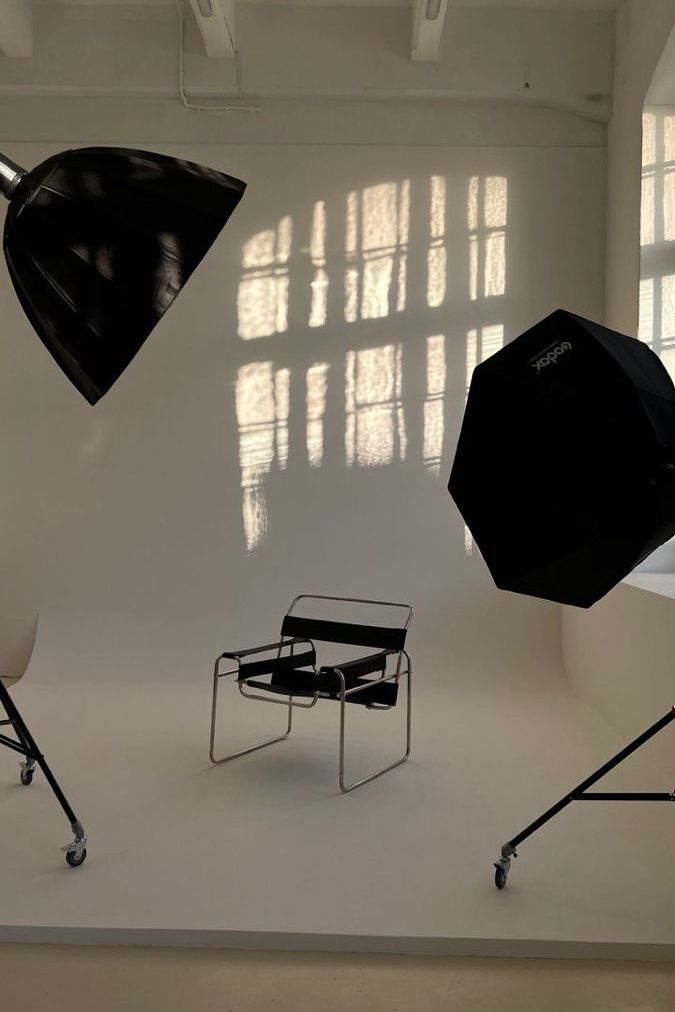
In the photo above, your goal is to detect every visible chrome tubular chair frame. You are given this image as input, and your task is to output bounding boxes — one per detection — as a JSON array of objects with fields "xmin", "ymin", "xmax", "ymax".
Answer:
[
  {"xmin": 335, "ymin": 647, "xmax": 412, "ymax": 793},
  {"xmin": 209, "ymin": 637, "xmax": 316, "ymax": 765},
  {"xmin": 209, "ymin": 595, "xmax": 413, "ymax": 793}
]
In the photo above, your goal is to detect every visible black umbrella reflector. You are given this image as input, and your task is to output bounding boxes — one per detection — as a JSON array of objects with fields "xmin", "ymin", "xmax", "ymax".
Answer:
[
  {"xmin": 449, "ymin": 309, "xmax": 675, "ymax": 608},
  {"xmin": 2, "ymin": 147, "xmax": 246, "ymax": 404}
]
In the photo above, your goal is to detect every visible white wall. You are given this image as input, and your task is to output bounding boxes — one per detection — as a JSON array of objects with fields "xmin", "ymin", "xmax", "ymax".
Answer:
[
  {"xmin": 0, "ymin": 101, "xmax": 606, "ymax": 686},
  {"xmin": 637, "ymin": 104, "xmax": 675, "ymax": 365},
  {"xmin": 605, "ymin": 0, "xmax": 675, "ymax": 333},
  {"xmin": 564, "ymin": 5, "xmax": 675, "ymax": 755},
  {"xmin": 0, "ymin": 3, "xmax": 613, "ymax": 121}
]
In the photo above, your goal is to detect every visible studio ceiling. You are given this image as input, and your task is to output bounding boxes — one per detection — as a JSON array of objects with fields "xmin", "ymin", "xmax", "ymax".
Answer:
[{"xmin": 1, "ymin": 0, "xmax": 615, "ymax": 127}]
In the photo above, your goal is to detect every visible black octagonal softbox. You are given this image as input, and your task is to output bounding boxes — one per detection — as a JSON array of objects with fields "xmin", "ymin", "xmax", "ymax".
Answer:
[
  {"xmin": 449, "ymin": 309, "xmax": 675, "ymax": 608},
  {"xmin": 1, "ymin": 146, "xmax": 246, "ymax": 404}
]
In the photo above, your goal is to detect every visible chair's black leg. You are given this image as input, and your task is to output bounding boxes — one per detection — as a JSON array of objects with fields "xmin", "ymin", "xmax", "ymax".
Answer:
[
  {"xmin": 0, "ymin": 679, "xmax": 87, "ymax": 866},
  {"xmin": 493, "ymin": 706, "xmax": 675, "ymax": 889}
]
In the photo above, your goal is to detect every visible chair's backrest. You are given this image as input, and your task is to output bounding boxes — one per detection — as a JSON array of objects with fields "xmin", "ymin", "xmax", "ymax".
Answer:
[{"xmin": 280, "ymin": 595, "xmax": 412, "ymax": 652}]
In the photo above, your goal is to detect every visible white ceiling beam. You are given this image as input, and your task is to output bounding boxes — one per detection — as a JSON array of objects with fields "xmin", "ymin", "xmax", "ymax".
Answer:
[
  {"xmin": 0, "ymin": 0, "xmax": 32, "ymax": 58},
  {"xmin": 412, "ymin": 0, "xmax": 448, "ymax": 63},
  {"xmin": 189, "ymin": 0, "xmax": 236, "ymax": 58}
]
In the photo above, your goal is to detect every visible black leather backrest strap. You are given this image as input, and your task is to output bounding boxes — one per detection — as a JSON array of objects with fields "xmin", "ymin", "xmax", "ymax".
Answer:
[{"xmin": 281, "ymin": 615, "xmax": 406, "ymax": 650}]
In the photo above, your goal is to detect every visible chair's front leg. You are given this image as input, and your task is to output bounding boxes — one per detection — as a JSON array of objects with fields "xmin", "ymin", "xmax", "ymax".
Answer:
[
  {"xmin": 403, "ymin": 649, "xmax": 412, "ymax": 761},
  {"xmin": 209, "ymin": 657, "xmax": 293, "ymax": 766},
  {"xmin": 337, "ymin": 660, "xmax": 412, "ymax": 793},
  {"xmin": 336, "ymin": 669, "xmax": 348, "ymax": 792}
]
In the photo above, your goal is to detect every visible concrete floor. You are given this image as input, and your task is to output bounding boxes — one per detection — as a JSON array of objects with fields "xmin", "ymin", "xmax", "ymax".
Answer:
[{"xmin": 1, "ymin": 945, "xmax": 674, "ymax": 1012}]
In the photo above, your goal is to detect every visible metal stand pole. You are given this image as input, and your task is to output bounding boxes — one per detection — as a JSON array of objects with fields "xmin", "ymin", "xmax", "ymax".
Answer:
[
  {"xmin": 494, "ymin": 706, "xmax": 675, "ymax": 889},
  {"xmin": 0, "ymin": 152, "xmax": 25, "ymax": 198},
  {"xmin": 0, "ymin": 678, "xmax": 87, "ymax": 867}
]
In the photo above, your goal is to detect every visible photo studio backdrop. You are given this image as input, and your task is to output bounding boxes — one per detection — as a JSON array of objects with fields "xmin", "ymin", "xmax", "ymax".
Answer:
[
  {"xmin": 2, "ymin": 0, "xmax": 675, "ymax": 950},
  {"xmin": 0, "ymin": 2, "xmax": 610, "ymax": 701},
  {"xmin": 0, "ymin": 131, "xmax": 606, "ymax": 693}
]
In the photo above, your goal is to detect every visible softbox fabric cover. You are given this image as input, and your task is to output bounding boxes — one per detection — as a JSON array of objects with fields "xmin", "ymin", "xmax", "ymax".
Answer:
[
  {"xmin": 449, "ymin": 309, "xmax": 675, "ymax": 608},
  {"xmin": 3, "ymin": 147, "xmax": 246, "ymax": 404}
]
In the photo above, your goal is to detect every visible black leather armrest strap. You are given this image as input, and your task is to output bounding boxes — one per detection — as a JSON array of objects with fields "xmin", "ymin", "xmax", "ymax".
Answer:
[
  {"xmin": 328, "ymin": 649, "xmax": 396, "ymax": 681},
  {"xmin": 219, "ymin": 637, "xmax": 310, "ymax": 660},
  {"xmin": 239, "ymin": 647, "xmax": 316, "ymax": 681}
]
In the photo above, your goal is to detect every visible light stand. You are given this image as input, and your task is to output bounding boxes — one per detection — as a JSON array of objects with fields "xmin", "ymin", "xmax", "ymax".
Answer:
[
  {"xmin": 0, "ymin": 146, "xmax": 245, "ymax": 866},
  {"xmin": 494, "ymin": 706, "xmax": 675, "ymax": 888},
  {"xmin": 449, "ymin": 310, "xmax": 675, "ymax": 890},
  {"xmin": 0, "ymin": 678, "xmax": 86, "ymax": 866}
]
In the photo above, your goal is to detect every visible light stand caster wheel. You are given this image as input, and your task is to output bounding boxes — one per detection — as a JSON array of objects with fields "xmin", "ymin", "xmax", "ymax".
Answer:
[
  {"xmin": 65, "ymin": 848, "xmax": 87, "ymax": 868},
  {"xmin": 20, "ymin": 760, "xmax": 36, "ymax": 786},
  {"xmin": 62, "ymin": 821, "xmax": 87, "ymax": 869},
  {"xmin": 493, "ymin": 850, "xmax": 514, "ymax": 890}
]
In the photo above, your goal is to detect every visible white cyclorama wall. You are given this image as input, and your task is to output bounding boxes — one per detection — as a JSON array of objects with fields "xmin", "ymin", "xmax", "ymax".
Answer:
[
  {"xmin": 561, "ymin": 582, "xmax": 675, "ymax": 781},
  {"xmin": 0, "ymin": 105, "xmax": 606, "ymax": 688}
]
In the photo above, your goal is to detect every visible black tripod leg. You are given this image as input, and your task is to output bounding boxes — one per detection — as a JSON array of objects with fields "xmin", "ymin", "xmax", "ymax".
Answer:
[
  {"xmin": 0, "ymin": 679, "xmax": 87, "ymax": 867},
  {"xmin": 493, "ymin": 706, "xmax": 675, "ymax": 889}
]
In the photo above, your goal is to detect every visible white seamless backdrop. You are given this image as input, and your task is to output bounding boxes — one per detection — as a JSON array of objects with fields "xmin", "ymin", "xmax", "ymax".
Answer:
[
  {"xmin": 5, "ymin": 124, "xmax": 669, "ymax": 953},
  {"xmin": 0, "ymin": 138, "xmax": 605, "ymax": 688}
]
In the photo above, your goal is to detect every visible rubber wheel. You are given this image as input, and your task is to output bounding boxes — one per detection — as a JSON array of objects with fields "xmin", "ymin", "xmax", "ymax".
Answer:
[
  {"xmin": 66, "ymin": 848, "xmax": 87, "ymax": 868},
  {"xmin": 494, "ymin": 865, "xmax": 508, "ymax": 890},
  {"xmin": 20, "ymin": 769, "xmax": 34, "ymax": 786}
]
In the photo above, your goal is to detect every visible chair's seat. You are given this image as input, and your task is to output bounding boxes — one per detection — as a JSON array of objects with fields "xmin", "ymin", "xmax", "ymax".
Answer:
[{"xmin": 244, "ymin": 664, "xmax": 399, "ymax": 708}]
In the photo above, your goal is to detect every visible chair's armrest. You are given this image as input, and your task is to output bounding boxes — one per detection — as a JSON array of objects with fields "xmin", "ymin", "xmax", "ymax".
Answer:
[
  {"xmin": 328, "ymin": 649, "xmax": 408, "ymax": 698},
  {"xmin": 218, "ymin": 637, "xmax": 311, "ymax": 660},
  {"xmin": 215, "ymin": 638, "xmax": 315, "ymax": 679},
  {"xmin": 331, "ymin": 649, "xmax": 397, "ymax": 674}
]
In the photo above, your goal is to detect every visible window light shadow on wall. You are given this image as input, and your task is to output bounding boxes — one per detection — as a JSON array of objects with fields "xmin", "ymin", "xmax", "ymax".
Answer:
[
  {"xmin": 345, "ymin": 181, "xmax": 410, "ymax": 322},
  {"xmin": 639, "ymin": 110, "xmax": 675, "ymax": 377},
  {"xmin": 463, "ymin": 324, "xmax": 505, "ymax": 556},
  {"xmin": 345, "ymin": 344, "xmax": 406, "ymax": 468},
  {"xmin": 237, "ymin": 217, "xmax": 292, "ymax": 340},
  {"xmin": 306, "ymin": 362, "xmax": 329, "ymax": 467},
  {"xmin": 462, "ymin": 173, "xmax": 508, "ymax": 556},
  {"xmin": 233, "ymin": 172, "xmax": 508, "ymax": 552},
  {"xmin": 427, "ymin": 175, "xmax": 447, "ymax": 308},
  {"xmin": 309, "ymin": 201, "xmax": 329, "ymax": 328},
  {"xmin": 423, "ymin": 335, "xmax": 446, "ymax": 475},
  {"xmin": 235, "ymin": 361, "xmax": 290, "ymax": 551},
  {"xmin": 469, "ymin": 175, "xmax": 507, "ymax": 302}
]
